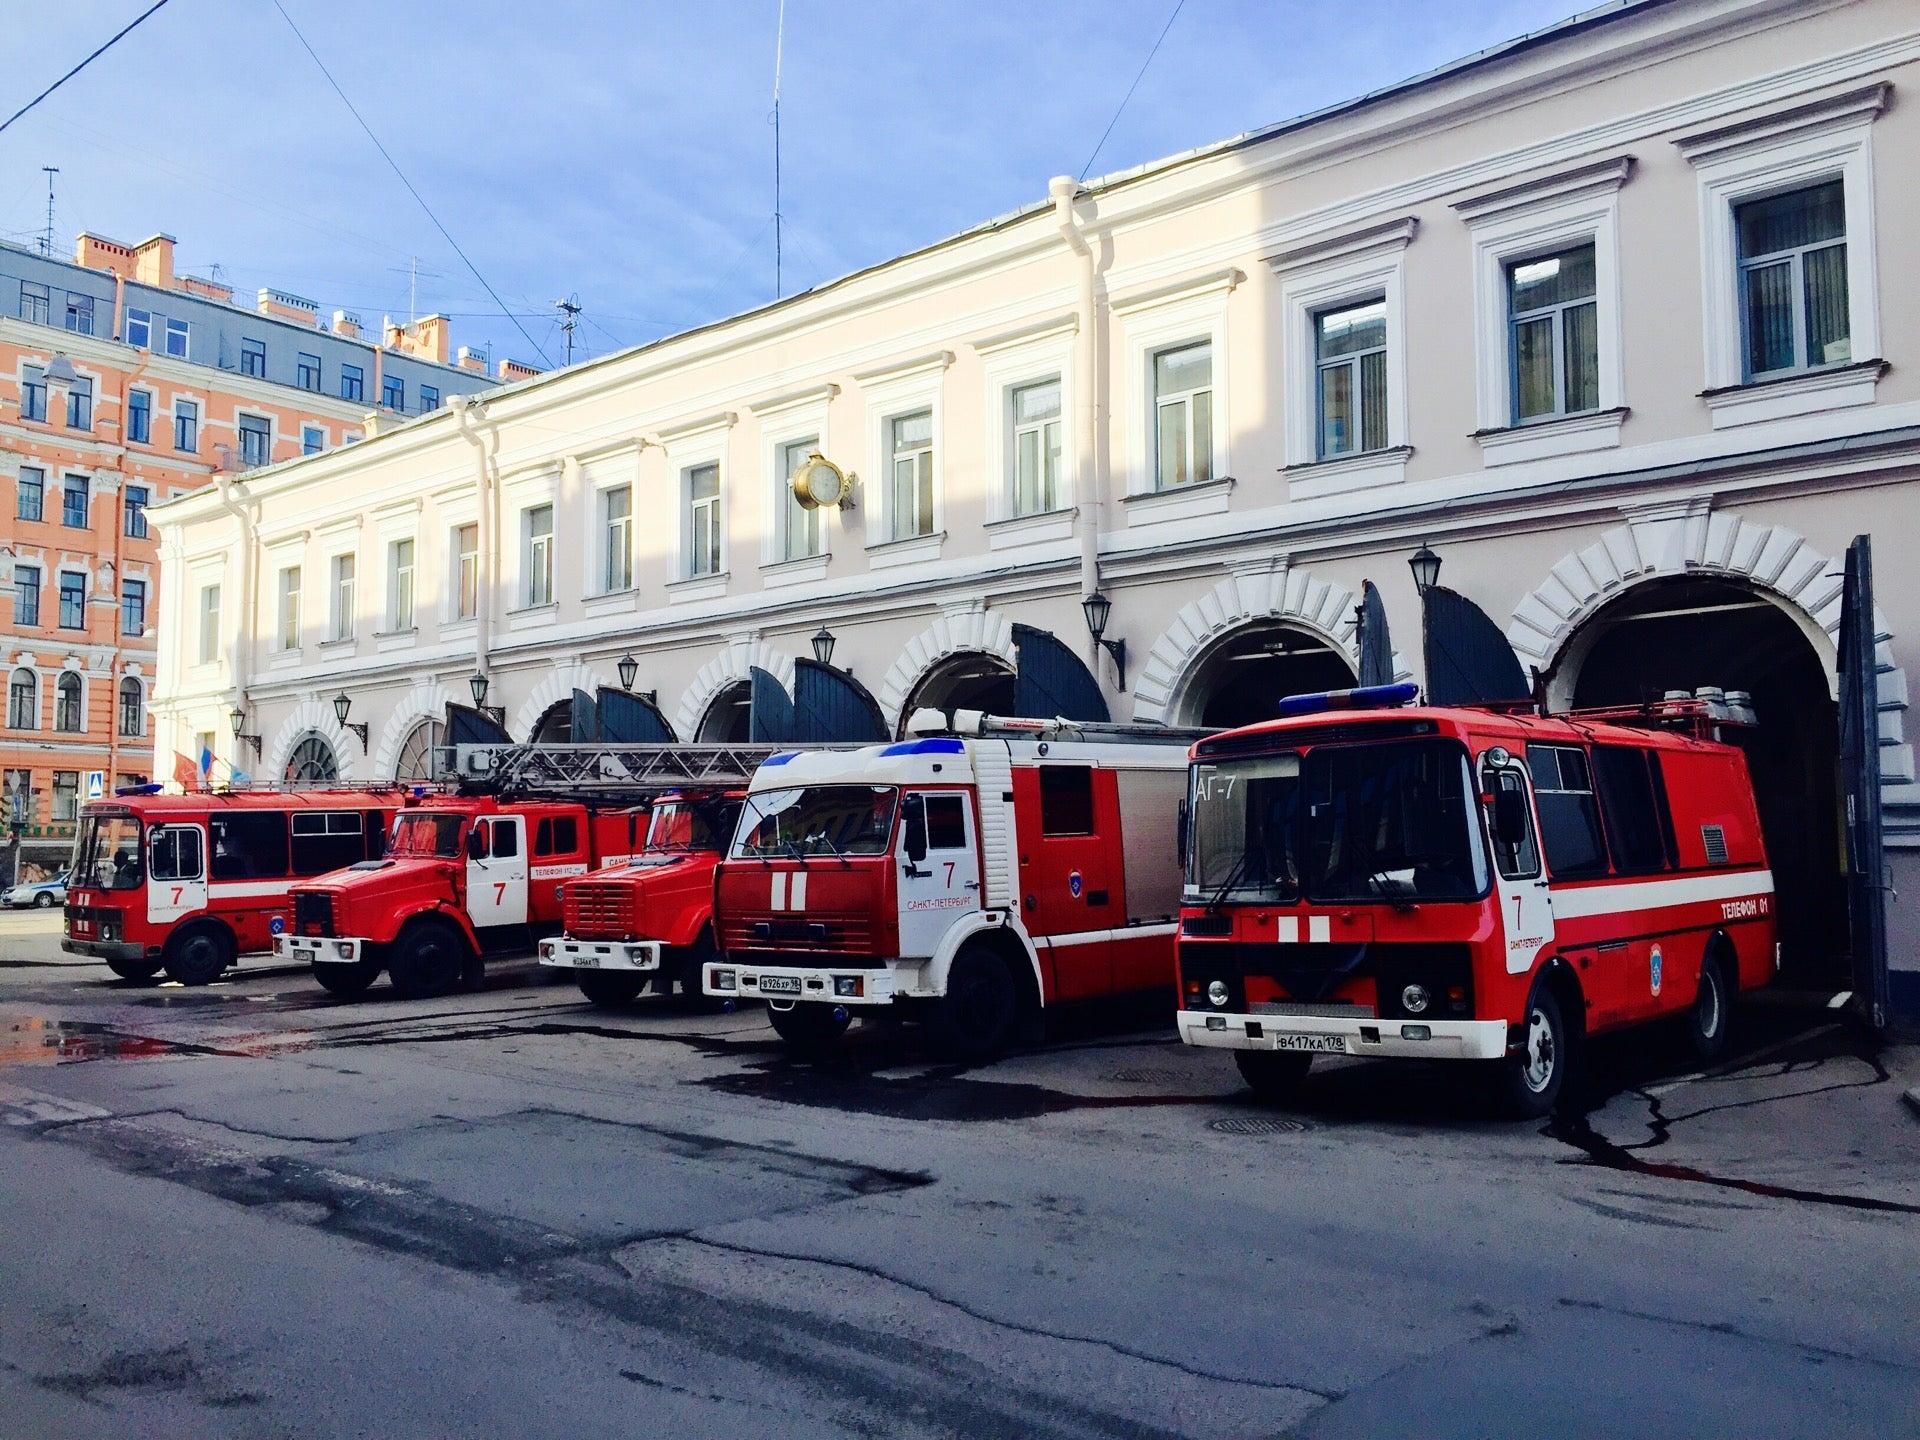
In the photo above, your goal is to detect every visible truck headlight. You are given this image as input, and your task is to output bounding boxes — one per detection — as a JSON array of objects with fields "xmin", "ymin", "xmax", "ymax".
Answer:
[
  {"xmin": 833, "ymin": 975, "xmax": 863, "ymax": 998},
  {"xmin": 335, "ymin": 943, "xmax": 354, "ymax": 959},
  {"xmin": 1207, "ymin": 979, "xmax": 1229, "ymax": 1008},
  {"xmin": 1401, "ymin": 984, "xmax": 1430, "ymax": 1015},
  {"xmin": 712, "ymin": 969, "xmax": 737, "ymax": 992}
]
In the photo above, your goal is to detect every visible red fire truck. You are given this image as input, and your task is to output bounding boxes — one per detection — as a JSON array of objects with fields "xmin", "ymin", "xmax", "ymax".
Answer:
[
  {"xmin": 537, "ymin": 788, "xmax": 745, "ymax": 1006},
  {"xmin": 62, "ymin": 787, "xmax": 411, "ymax": 985},
  {"xmin": 705, "ymin": 711, "xmax": 1202, "ymax": 1058},
  {"xmin": 1175, "ymin": 683, "xmax": 1776, "ymax": 1116}
]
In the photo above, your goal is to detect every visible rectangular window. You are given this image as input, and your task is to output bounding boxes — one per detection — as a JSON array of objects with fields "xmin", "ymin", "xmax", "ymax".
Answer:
[
  {"xmin": 150, "ymin": 824, "xmax": 203, "ymax": 881},
  {"xmin": 296, "ymin": 352, "xmax": 321, "ymax": 391},
  {"xmin": 1315, "ymin": 301, "xmax": 1388, "ymax": 458},
  {"xmin": 52, "ymin": 771, "xmax": 79, "ymax": 823},
  {"xmin": 238, "ymin": 414, "xmax": 271, "ymax": 468},
  {"xmin": 1737, "ymin": 179, "xmax": 1849, "ymax": 379},
  {"xmin": 302, "ymin": 424, "xmax": 325, "ymax": 456},
  {"xmin": 603, "ymin": 487, "xmax": 633, "ymax": 590},
  {"xmin": 291, "ymin": 812, "xmax": 368, "ymax": 875},
  {"xmin": 19, "ymin": 281, "xmax": 49, "ymax": 326},
  {"xmin": 124, "ymin": 307, "xmax": 152, "ymax": 348},
  {"xmin": 163, "ymin": 317, "xmax": 189, "ymax": 358},
  {"xmin": 340, "ymin": 364, "xmax": 364, "ymax": 402},
  {"xmin": 1038, "ymin": 766, "xmax": 1095, "ymax": 837},
  {"xmin": 58, "ymin": 572, "xmax": 85, "ymax": 629},
  {"xmin": 381, "ymin": 374, "xmax": 404, "ymax": 411},
  {"xmin": 780, "ymin": 438, "xmax": 822, "ymax": 561},
  {"xmin": 14, "ymin": 565, "xmax": 40, "ymax": 627},
  {"xmin": 483, "ymin": 818, "xmax": 519, "ymax": 858},
  {"xmin": 21, "ymin": 366, "xmax": 47, "ymax": 423},
  {"xmin": 1152, "ymin": 341, "xmax": 1214, "ymax": 489},
  {"xmin": 687, "ymin": 463, "xmax": 721, "ymax": 577},
  {"xmin": 524, "ymin": 505, "xmax": 553, "ymax": 606},
  {"xmin": 197, "ymin": 583, "xmax": 221, "ymax": 664},
  {"xmin": 923, "ymin": 794, "xmax": 968, "ymax": 850},
  {"xmin": 17, "ymin": 466, "xmax": 43, "ymax": 522},
  {"xmin": 1526, "ymin": 744, "xmax": 1607, "ymax": 878},
  {"xmin": 419, "ymin": 384, "xmax": 439, "ymax": 411},
  {"xmin": 534, "ymin": 815, "xmax": 579, "ymax": 857},
  {"xmin": 329, "ymin": 554, "xmax": 355, "ymax": 641},
  {"xmin": 1592, "ymin": 746, "xmax": 1675, "ymax": 875},
  {"xmin": 126, "ymin": 389, "xmax": 152, "ymax": 445},
  {"xmin": 1011, "ymin": 379, "xmax": 1063, "ymax": 515},
  {"xmin": 64, "ymin": 293, "xmax": 95, "ymax": 336},
  {"xmin": 66, "ymin": 376, "xmax": 92, "ymax": 431},
  {"xmin": 239, "ymin": 337, "xmax": 267, "ymax": 378},
  {"xmin": 277, "ymin": 566, "xmax": 301, "ymax": 650},
  {"xmin": 1508, "ymin": 243, "xmax": 1599, "ymax": 423},
  {"xmin": 174, "ymin": 399, "xmax": 198, "ymax": 452},
  {"xmin": 388, "ymin": 539, "xmax": 415, "ymax": 630},
  {"xmin": 210, "ymin": 813, "xmax": 290, "ymax": 880},
  {"xmin": 889, "ymin": 410, "xmax": 934, "ymax": 540},
  {"xmin": 62, "ymin": 474, "xmax": 89, "ymax": 528},
  {"xmin": 120, "ymin": 579, "xmax": 146, "ymax": 637},
  {"xmin": 453, "ymin": 523, "xmax": 479, "ymax": 619}
]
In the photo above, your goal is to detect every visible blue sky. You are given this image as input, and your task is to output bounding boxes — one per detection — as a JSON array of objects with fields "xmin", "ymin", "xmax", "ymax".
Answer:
[{"xmin": 3, "ymin": 0, "xmax": 1587, "ymax": 370}]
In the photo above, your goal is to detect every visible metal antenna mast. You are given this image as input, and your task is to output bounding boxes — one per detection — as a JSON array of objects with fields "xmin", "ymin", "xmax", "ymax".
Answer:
[
  {"xmin": 772, "ymin": 0, "xmax": 786, "ymax": 298},
  {"xmin": 555, "ymin": 294, "xmax": 582, "ymax": 364},
  {"xmin": 40, "ymin": 167, "xmax": 58, "ymax": 256}
]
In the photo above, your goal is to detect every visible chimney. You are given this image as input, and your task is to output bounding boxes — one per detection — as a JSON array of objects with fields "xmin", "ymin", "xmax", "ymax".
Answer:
[
  {"xmin": 73, "ymin": 232, "xmax": 137, "ymax": 279},
  {"xmin": 384, "ymin": 314, "xmax": 451, "ymax": 365},
  {"xmin": 257, "ymin": 288, "xmax": 320, "ymax": 327},
  {"xmin": 133, "ymin": 234, "xmax": 176, "ymax": 290},
  {"xmin": 177, "ymin": 274, "xmax": 234, "ymax": 303},
  {"xmin": 456, "ymin": 345, "xmax": 488, "ymax": 373},
  {"xmin": 497, "ymin": 357, "xmax": 541, "ymax": 382},
  {"xmin": 332, "ymin": 309, "xmax": 362, "ymax": 339}
]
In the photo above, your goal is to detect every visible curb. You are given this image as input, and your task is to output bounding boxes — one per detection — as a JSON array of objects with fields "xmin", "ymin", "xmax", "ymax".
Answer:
[{"xmin": 1904, "ymin": 1087, "xmax": 1920, "ymax": 1122}]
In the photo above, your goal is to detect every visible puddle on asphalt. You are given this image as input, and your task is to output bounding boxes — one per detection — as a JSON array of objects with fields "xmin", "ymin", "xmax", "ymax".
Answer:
[{"xmin": 0, "ymin": 1018, "xmax": 244, "ymax": 1066}]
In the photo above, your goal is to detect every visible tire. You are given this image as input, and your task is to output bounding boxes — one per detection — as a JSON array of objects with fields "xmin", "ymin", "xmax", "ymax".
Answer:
[
  {"xmin": 1685, "ymin": 950, "xmax": 1733, "ymax": 1063},
  {"xmin": 767, "ymin": 1001, "xmax": 851, "ymax": 1054},
  {"xmin": 163, "ymin": 926, "xmax": 233, "ymax": 987},
  {"xmin": 578, "ymin": 972, "xmax": 646, "ymax": 1007},
  {"xmin": 386, "ymin": 921, "xmax": 470, "ymax": 1000},
  {"xmin": 105, "ymin": 956, "xmax": 163, "ymax": 983},
  {"xmin": 1233, "ymin": 1049, "xmax": 1314, "ymax": 1103},
  {"xmin": 311, "ymin": 958, "xmax": 381, "ymax": 997},
  {"xmin": 1495, "ymin": 984, "xmax": 1571, "ymax": 1120},
  {"xmin": 35, "ymin": 891, "xmax": 56, "ymax": 908},
  {"xmin": 671, "ymin": 932, "xmax": 724, "ymax": 1012},
  {"xmin": 924, "ymin": 946, "xmax": 1021, "ymax": 1062}
]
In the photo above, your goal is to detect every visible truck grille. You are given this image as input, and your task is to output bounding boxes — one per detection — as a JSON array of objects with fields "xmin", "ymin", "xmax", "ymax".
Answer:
[
  {"xmin": 566, "ymin": 881, "xmax": 634, "ymax": 939},
  {"xmin": 293, "ymin": 891, "xmax": 335, "ymax": 938},
  {"xmin": 721, "ymin": 915, "xmax": 874, "ymax": 953}
]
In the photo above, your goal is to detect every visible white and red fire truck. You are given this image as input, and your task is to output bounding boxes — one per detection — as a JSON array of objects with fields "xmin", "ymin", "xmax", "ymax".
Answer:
[
  {"xmin": 1175, "ymin": 683, "xmax": 1776, "ymax": 1116},
  {"xmin": 63, "ymin": 787, "xmax": 413, "ymax": 985},
  {"xmin": 705, "ymin": 710, "xmax": 1202, "ymax": 1058},
  {"xmin": 536, "ymin": 787, "xmax": 746, "ymax": 1006}
]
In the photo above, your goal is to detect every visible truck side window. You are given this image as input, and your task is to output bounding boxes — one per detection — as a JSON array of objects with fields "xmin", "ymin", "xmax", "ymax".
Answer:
[
  {"xmin": 535, "ymin": 815, "xmax": 578, "ymax": 856},
  {"xmin": 923, "ymin": 795, "xmax": 967, "ymax": 850},
  {"xmin": 210, "ymin": 813, "xmax": 290, "ymax": 879},
  {"xmin": 1484, "ymin": 766, "xmax": 1540, "ymax": 880},
  {"xmin": 1039, "ymin": 767, "xmax": 1094, "ymax": 836},
  {"xmin": 1525, "ymin": 745, "xmax": 1607, "ymax": 878},
  {"xmin": 1592, "ymin": 746, "xmax": 1672, "ymax": 875},
  {"xmin": 291, "ymin": 812, "xmax": 367, "ymax": 875},
  {"xmin": 487, "ymin": 820, "xmax": 519, "ymax": 858},
  {"xmin": 150, "ymin": 826, "xmax": 203, "ymax": 882}
]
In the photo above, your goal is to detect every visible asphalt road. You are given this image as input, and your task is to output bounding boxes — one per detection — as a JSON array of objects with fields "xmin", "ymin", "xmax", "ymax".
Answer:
[{"xmin": 1, "ymin": 912, "xmax": 1916, "ymax": 1438}]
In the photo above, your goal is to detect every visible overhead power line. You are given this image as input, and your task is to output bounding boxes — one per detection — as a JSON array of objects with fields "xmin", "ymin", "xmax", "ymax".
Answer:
[
  {"xmin": 1079, "ymin": 0, "xmax": 1187, "ymax": 182},
  {"xmin": 269, "ymin": 0, "xmax": 555, "ymax": 370},
  {"xmin": 0, "ymin": 0, "xmax": 175, "ymax": 139}
]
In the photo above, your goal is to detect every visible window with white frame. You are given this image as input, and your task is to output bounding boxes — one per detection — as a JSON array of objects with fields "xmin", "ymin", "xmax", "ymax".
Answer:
[
  {"xmin": 388, "ymin": 538, "xmax": 415, "ymax": 630},
  {"xmin": 1010, "ymin": 379, "xmax": 1062, "ymax": 515},
  {"xmin": 686, "ymin": 463, "xmax": 721, "ymax": 578},
  {"xmin": 124, "ymin": 307, "xmax": 152, "ymax": 349},
  {"xmin": 277, "ymin": 565, "xmax": 301, "ymax": 651},
  {"xmin": 1151, "ymin": 343, "xmax": 1212, "ymax": 489},
  {"xmin": 1315, "ymin": 300, "xmax": 1389, "ymax": 458},
  {"xmin": 1736, "ymin": 181, "xmax": 1849, "ymax": 380},
  {"xmin": 779, "ymin": 438, "xmax": 822, "ymax": 561},
  {"xmin": 54, "ymin": 673, "xmax": 82, "ymax": 733},
  {"xmin": 164, "ymin": 317, "xmax": 189, "ymax": 358},
  {"xmin": 888, "ymin": 411, "xmax": 934, "ymax": 540},
  {"xmin": 197, "ymin": 583, "xmax": 221, "ymax": 665},
  {"xmin": 453, "ymin": 522, "xmax": 479, "ymax": 619},
  {"xmin": 1508, "ymin": 244, "xmax": 1599, "ymax": 422},
  {"xmin": 524, "ymin": 504, "xmax": 553, "ymax": 607},
  {"xmin": 602, "ymin": 486, "xmax": 633, "ymax": 591},
  {"xmin": 329, "ymin": 553, "xmax": 355, "ymax": 641}
]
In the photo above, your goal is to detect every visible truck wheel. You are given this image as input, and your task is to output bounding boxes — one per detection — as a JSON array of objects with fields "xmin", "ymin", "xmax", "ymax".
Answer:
[
  {"xmin": 767, "ymin": 1002, "xmax": 850, "ymax": 1055},
  {"xmin": 924, "ymin": 946, "xmax": 1019, "ymax": 1062},
  {"xmin": 673, "ymin": 933, "xmax": 724, "ymax": 1012},
  {"xmin": 312, "ymin": 958, "xmax": 380, "ymax": 998},
  {"xmin": 1685, "ymin": 950, "xmax": 1733, "ymax": 1063},
  {"xmin": 1495, "ymin": 984, "xmax": 1570, "ymax": 1120},
  {"xmin": 105, "ymin": 956, "xmax": 163, "ymax": 983},
  {"xmin": 1233, "ymin": 1050, "xmax": 1313, "ymax": 1103},
  {"xmin": 163, "ymin": 926, "xmax": 233, "ymax": 987},
  {"xmin": 387, "ymin": 922, "xmax": 468, "ymax": 1000},
  {"xmin": 578, "ymin": 973, "xmax": 645, "ymax": 1007}
]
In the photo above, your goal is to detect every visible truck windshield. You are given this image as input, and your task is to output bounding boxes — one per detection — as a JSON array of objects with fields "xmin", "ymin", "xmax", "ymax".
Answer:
[
  {"xmin": 646, "ymin": 801, "xmax": 737, "ymax": 854},
  {"xmin": 389, "ymin": 813, "xmax": 466, "ymax": 858},
  {"xmin": 732, "ymin": 786, "xmax": 897, "ymax": 858},
  {"xmin": 73, "ymin": 814, "xmax": 143, "ymax": 891},
  {"xmin": 1188, "ymin": 739, "xmax": 1488, "ymax": 905}
]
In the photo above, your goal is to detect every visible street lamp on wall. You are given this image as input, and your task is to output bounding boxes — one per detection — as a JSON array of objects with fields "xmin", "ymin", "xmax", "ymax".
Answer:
[
  {"xmin": 228, "ymin": 702, "xmax": 261, "ymax": 759},
  {"xmin": 1408, "ymin": 543, "xmax": 1442, "ymax": 597},
  {"xmin": 811, "ymin": 626, "xmax": 836, "ymax": 668},
  {"xmin": 332, "ymin": 691, "xmax": 369, "ymax": 754},
  {"xmin": 617, "ymin": 653, "xmax": 638, "ymax": 690},
  {"xmin": 469, "ymin": 672, "xmax": 506, "ymax": 725},
  {"xmin": 1081, "ymin": 590, "xmax": 1127, "ymax": 691}
]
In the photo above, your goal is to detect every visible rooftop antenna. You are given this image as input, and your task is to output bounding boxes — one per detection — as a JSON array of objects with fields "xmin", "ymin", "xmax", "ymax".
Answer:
[
  {"xmin": 39, "ymin": 167, "xmax": 58, "ymax": 256},
  {"xmin": 771, "ymin": 0, "xmax": 786, "ymax": 298},
  {"xmin": 554, "ymin": 294, "xmax": 582, "ymax": 364}
]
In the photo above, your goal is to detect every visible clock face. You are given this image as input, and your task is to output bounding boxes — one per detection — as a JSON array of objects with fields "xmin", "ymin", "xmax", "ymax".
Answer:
[{"xmin": 794, "ymin": 454, "xmax": 844, "ymax": 509}]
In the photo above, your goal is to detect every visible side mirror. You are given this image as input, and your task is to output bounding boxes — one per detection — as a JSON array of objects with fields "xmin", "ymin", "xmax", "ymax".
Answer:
[
  {"xmin": 466, "ymin": 826, "xmax": 488, "ymax": 861},
  {"xmin": 1493, "ymin": 788, "xmax": 1529, "ymax": 849},
  {"xmin": 902, "ymin": 794, "xmax": 928, "ymax": 864},
  {"xmin": 1176, "ymin": 798, "xmax": 1190, "ymax": 866}
]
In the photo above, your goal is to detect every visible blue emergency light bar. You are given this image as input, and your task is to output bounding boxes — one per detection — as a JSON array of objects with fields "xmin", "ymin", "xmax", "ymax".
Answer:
[
  {"xmin": 1275, "ymin": 681, "xmax": 1420, "ymax": 718},
  {"xmin": 114, "ymin": 783, "xmax": 165, "ymax": 796}
]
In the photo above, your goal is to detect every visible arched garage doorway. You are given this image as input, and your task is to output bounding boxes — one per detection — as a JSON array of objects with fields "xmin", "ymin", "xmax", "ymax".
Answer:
[
  {"xmin": 1170, "ymin": 621, "xmax": 1356, "ymax": 729},
  {"xmin": 531, "ymin": 702, "xmax": 572, "ymax": 743},
  {"xmin": 1555, "ymin": 576, "xmax": 1845, "ymax": 988},
  {"xmin": 696, "ymin": 682, "xmax": 752, "ymax": 741},
  {"xmin": 898, "ymin": 651, "xmax": 1016, "ymax": 733}
]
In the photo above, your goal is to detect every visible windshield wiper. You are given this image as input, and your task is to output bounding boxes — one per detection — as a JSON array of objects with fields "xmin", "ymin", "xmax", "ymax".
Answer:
[
  {"xmin": 1364, "ymin": 871, "xmax": 1417, "ymax": 912},
  {"xmin": 1203, "ymin": 851, "xmax": 1255, "ymax": 913}
]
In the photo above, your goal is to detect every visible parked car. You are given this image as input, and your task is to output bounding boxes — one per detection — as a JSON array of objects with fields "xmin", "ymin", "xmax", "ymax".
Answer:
[{"xmin": 6, "ymin": 875, "xmax": 68, "ymax": 909}]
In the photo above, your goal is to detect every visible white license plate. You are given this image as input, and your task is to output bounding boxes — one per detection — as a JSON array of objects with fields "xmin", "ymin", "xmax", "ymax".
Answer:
[
  {"xmin": 1273, "ymin": 1034, "xmax": 1347, "ymax": 1054},
  {"xmin": 572, "ymin": 954, "xmax": 599, "ymax": 968},
  {"xmin": 758, "ymin": 975, "xmax": 801, "ymax": 995}
]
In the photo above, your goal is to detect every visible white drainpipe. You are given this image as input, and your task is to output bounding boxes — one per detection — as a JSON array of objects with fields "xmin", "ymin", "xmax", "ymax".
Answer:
[
  {"xmin": 1050, "ymin": 176, "xmax": 1104, "ymax": 673},
  {"xmin": 451, "ymin": 395, "xmax": 497, "ymax": 697}
]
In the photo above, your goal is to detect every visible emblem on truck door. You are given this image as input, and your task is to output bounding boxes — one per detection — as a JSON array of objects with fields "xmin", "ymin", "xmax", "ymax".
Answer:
[
  {"xmin": 1068, "ymin": 870, "xmax": 1083, "ymax": 899},
  {"xmin": 1650, "ymin": 944, "xmax": 1663, "ymax": 997}
]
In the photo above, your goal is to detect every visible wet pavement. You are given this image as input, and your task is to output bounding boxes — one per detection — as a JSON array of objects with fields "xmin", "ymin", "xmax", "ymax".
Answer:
[{"xmin": 0, "ymin": 911, "xmax": 1916, "ymax": 1438}]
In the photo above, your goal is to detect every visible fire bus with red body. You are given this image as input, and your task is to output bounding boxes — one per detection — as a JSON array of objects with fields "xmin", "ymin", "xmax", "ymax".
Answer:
[
  {"xmin": 1175, "ymin": 684, "xmax": 1775, "ymax": 1116},
  {"xmin": 62, "ymin": 787, "xmax": 411, "ymax": 985},
  {"xmin": 705, "ymin": 711, "xmax": 1201, "ymax": 1058},
  {"xmin": 536, "ymin": 788, "xmax": 744, "ymax": 1007},
  {"xmin": 275, "ymin": 795, "xmax": 641, "ymax": 999}
]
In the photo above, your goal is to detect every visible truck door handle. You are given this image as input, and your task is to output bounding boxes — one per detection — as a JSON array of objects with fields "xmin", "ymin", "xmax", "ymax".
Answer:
[{"xmin": 963, "ymin": 880, "xmax": 980, "ymax": 890}]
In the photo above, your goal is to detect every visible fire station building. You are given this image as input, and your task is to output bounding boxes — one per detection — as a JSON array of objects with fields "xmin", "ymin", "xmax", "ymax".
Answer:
[{"xmin": 151, "ymin": 0, "xmax": 1920, "ymax": 1018}]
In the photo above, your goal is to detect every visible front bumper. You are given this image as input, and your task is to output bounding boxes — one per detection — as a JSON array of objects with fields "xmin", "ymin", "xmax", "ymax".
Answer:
[
  {"xmin": 539, "ymin": 936, "xmax": 662, "ymax": 973},
  {"xmin": 62, "ymin": 936, "xmax": 150, "ymax": 962},
  {"xmin": 277, "ymin": 934, "xmax": 365, "ymax": 966},
  {"xmin": 705, "ymin": 959, "xmax": 900, "ymax": 1006},
  {"xmin": 1177, "ymin": 1008, "xmax": 1508, "ymax": 1061}
]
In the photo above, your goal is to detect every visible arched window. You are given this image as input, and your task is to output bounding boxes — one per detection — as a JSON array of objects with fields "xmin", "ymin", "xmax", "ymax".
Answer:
[
  {"xmin": 283, "ymin": 733, "xmax": 340, "ymax": 785},
  {"xmin": 53, "ymin": 673, "xmax": 83, "ymax": 733},
  {"xmin": 118, "ymin": 677, "xmax": 145, "ymax": 737},
  {"xmin": 393, "ymin": 719, "xmax": 444, "ymax": 782},
  {"xmin": 7, "ymin": 669, "xmax": 36, "ymax": 730}
]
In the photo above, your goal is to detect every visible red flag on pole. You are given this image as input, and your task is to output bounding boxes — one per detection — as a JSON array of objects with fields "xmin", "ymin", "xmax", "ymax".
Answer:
[{"xmin": 172, "ymin": 752, "xmax": 199, "ymax": 792}]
